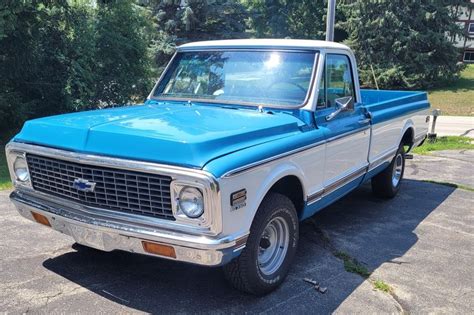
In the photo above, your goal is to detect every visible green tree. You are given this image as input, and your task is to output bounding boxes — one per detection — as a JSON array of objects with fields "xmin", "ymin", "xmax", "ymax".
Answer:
[
  {"xmin": 342, "ymin": 0, "xmax": 465, "ymax": 89},
  {"xmin": 243, "ymin": 0, "xmax": 327, "ymax": 39},
  {"xmin": 66, "ymin": 2, "xmax": 98, "ymax": 111},
  {"xmin": 149, "ymin": 0, "xmax": 248, "ymax": 68},
  {"xmin": 0, "ymin": 0, "xmax": 157, "ymax": 132},
  {"xmin": 0, "ymin": 1, "xmax": 73, "ymax": 130},
  {"xmin": 93, "ymin": 0, "xmax": 156, "ymax": 105}
]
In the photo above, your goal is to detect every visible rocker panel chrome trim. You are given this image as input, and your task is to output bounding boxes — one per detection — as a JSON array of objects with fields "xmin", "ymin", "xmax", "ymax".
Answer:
[
  {"xmin": 368, "ymin": 148, "xmax": 398, "ymax": 172},
  {"xmin": 307, "ymin": 165, "xmax": 367, "ymax": 205}
]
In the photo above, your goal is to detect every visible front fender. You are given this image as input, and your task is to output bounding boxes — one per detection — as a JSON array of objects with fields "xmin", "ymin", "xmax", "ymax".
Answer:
[
  {"xmin": 216, "ymin": 160, "xmax": 308, "ymax": 239},
  {"xmin": 252, "ymin": 161, "xmax": 307, "ymax": 215},
  {"xmin": 204, "ymin": 128, "xmax": 325, "ymax": 238}
]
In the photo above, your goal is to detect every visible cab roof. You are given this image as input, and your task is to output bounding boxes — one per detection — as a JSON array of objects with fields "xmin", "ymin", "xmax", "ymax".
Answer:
[{"xmin": 178, "ymin": 39, "xmax": 350, "ymax": 51}]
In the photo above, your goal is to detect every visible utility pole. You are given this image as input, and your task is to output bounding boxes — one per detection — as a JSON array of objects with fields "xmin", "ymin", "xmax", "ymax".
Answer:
[{"xmin": 326, "ymin": 0, "xmax": 336, "ymax": 41}]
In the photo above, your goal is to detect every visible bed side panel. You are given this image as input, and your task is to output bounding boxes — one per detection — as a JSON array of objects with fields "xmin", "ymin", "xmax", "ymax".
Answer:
[{"xmin": 362, "ymin": 90, "xmax": 430, "ymax": 165}]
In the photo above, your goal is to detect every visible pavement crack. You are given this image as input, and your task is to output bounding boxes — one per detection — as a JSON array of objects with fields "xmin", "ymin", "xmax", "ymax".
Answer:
[
  {"xmin": 386, "ymin": 259, "xmax": 410, "ymax": 265},
  {"xmin": 424, "ymin": 153, "xmax": 473, "ymax": 164},
  {"xmin": 42, "ymin": 291, "xmax": 63, "ymax": 306},
  {"xmin": 384, "ymin": 287, "xmax": 408, "ymax": 314},
  {"xmin": 1, "ymin": 274, "xmax": 50, "ymax": 290},
  {"xmin": 460, "ymin": 128, "xmax": 474, "ymax": 137},
  {"xmin": 304, "ymin": 219, "xmax": 410, "ymax": 314}
]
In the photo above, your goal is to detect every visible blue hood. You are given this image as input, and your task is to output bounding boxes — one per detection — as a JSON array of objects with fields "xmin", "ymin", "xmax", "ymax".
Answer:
[{"xmin": 14, "ymin": 102, "xmax": 305, "ymax": 169}]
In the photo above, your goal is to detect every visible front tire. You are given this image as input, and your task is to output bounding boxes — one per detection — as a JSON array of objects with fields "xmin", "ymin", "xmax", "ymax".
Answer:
[
  {"xmin": 371, "ymin": 145, "xmax": 405, "ymax": 198},
  {"xmin": 223, "ymin": 193, "xmax": 299, "ymax": 295}
]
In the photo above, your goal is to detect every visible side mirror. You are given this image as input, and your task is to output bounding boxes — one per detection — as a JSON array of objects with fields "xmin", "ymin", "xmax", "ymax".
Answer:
[{"xmin": 326, "ymin": 96, "xmax": 354, "ymax": 121}]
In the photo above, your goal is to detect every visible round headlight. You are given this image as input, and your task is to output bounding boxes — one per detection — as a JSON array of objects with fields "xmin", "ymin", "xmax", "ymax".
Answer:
[
  {"xmin": 14, "ymin": 156, "xmax": 29, "ymax": 182},
  {"xmin": 178, "ymin": 186, "xmax": 204, "ymax": 218}
]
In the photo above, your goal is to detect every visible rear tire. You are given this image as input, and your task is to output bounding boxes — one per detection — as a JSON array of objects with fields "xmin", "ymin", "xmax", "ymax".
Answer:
[
  {"xmin": 223, "ymin": 193, "xmax": 299, "ymax": 295},
  {"xmin": 371, "ymin": 145, "xmax": 405, "ymax": 198}
]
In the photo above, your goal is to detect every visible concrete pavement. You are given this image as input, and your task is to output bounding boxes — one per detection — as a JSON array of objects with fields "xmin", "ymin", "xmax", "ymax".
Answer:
[
  {"xmin": 405, "ymin": 149, "xmax": 474, "ymax": 188},
  {"xmin": 0, "ymin": 151, "xmax": 473, "ymax": 313},
  {"xmin": 434, "ymin": 116, "xmax": 474, "ymax": 138}
]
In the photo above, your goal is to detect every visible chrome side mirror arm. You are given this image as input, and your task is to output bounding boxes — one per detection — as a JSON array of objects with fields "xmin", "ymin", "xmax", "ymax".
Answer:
[
  {"xmin": 325, "ymin": 96, "xmax": 354, "ymax": 121},
  {"xmin": 325, "ymin": 107, "xmax": 343, "ymax": 121}
]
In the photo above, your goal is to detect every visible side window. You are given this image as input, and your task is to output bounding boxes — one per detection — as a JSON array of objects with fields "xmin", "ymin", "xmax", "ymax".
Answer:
[{"xmin": 325, "ymin": 54, "xmax": 355, "ymax": 108}]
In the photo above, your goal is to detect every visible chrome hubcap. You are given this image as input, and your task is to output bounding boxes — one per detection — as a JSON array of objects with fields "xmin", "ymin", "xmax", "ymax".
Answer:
[
  {"xmin": 257, "ymin": 217, "xmax": 290, "ymax": 275},
  {"xmin": 392, "ymin": 153, "xmax": 403, "ymax": 187}
]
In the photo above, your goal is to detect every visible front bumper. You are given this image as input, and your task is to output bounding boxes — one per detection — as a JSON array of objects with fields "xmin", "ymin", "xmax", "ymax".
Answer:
[{"xmin": 10, "ymin": 191, "xmax": 247, "ymax": 266}]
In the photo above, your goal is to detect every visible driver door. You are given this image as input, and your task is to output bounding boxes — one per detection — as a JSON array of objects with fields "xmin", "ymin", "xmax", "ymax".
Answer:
[{"xmin": 316, "ymin": 54, "xmax": 370, "ymax": 194}]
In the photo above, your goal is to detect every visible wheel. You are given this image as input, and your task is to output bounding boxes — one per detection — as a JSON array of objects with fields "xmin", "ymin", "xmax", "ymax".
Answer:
[
  {"xmin": 223, "ymin": 192, "xmax": 299, "ymax": 295},
  {"xmin": 371, "ymin": 145, "xmax": 405, "ymax": 198}
]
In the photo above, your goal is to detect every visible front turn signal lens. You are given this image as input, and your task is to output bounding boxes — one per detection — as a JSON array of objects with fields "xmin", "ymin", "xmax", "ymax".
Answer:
[
  {"xmin": 142, "ymin": 241, "xmax": 176, "ymax": 258},
  {"xmin": 31, "ymin": 212, "xmax": 51, "ymax": 227}
]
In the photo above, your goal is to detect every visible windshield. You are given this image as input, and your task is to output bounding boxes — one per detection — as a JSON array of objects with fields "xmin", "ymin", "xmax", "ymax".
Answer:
[{"xmin": 152, "ymin": 50, "xmax": 317, "ymax": 107}]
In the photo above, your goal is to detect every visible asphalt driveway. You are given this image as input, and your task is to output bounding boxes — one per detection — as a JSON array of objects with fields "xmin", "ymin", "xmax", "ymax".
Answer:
[{"xmin": 1, "ymin": 152, "xmax": 473, "ymax": 314}]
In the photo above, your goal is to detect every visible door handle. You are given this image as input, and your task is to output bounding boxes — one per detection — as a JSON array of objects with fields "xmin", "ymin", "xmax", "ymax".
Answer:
[{"xmin": 358, "ymin": 118, "xmax": 371, "ymax": 125}]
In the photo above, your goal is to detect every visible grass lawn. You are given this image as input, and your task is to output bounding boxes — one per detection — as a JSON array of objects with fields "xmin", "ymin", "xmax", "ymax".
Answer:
[
  {"xmin": 1, "ymin": 128, "xmax": 19, "ymax": 190},
  {"xmin": 0, "ymin": 146, "xmax": 12, "ymax": 190},
  {"xmin": 412, "ymin": 136, "xmax": 474, "ymax": 155},
  {"xmin": 427, "ymin": 64, "xmax": 474, "ymax": 116}
]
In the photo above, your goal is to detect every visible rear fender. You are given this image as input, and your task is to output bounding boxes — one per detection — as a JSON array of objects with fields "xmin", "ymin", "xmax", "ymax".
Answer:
[{"xmin": 399, "ymin": 119, "xmax": 415, "ymax": 147}]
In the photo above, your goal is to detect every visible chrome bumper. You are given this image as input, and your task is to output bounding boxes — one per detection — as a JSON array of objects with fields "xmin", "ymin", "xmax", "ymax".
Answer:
[{"xmin": 10, "ymin": 191, "xmax": 246, "ymax": 266}]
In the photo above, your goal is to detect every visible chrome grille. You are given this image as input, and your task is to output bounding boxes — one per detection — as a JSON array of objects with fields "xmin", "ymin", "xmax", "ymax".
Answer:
[{"xmin": 26, "ymin": 154, "xmax": 174, "ymax": 220}]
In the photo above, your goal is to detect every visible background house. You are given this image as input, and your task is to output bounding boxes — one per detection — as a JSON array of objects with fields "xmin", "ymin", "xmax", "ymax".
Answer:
[{"xmin": 454, "ymin": 1, "xmax": 474, "ymax": 62}]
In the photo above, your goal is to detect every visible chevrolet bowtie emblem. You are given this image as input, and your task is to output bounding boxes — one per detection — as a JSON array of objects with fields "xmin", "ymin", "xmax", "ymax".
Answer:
[{"xmin": 72, "ymin": 178, "xmax": 96, "ymax": 193}]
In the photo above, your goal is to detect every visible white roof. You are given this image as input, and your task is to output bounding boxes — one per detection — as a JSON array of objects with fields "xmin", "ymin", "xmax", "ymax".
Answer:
[{"xmin": 178, "ymin": 39, "xmax": 350, "ymax": 51}]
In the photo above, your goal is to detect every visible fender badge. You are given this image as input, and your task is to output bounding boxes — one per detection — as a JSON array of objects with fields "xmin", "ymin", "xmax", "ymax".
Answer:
[
  {"xmin": 231, "ymin": 189, "xmax": 247, "ymax": 211},
  {"xmin": 72, "ymin": 178, "xmax": 96, "ymax": 193}
]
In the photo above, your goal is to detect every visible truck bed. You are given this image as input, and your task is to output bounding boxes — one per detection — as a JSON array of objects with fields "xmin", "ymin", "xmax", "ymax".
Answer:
[{"xmin": 361, "ymin": 89, "xmax": 430, "ymax": 124}]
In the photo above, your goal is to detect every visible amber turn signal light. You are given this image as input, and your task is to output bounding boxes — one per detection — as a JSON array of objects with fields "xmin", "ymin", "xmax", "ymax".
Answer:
[
  {"xmin": 142, "ymin": 241, "xmax": 176, "ymax": 258},
  {"xmin": 31, "ymin": 212, "xmax": 51, "ymax": 227}
]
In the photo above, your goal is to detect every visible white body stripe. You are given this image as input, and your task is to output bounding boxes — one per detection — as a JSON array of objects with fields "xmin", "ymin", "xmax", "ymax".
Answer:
[{"xmin": 369, "ymin": 108, "xmax": 431, "ymax": 164}]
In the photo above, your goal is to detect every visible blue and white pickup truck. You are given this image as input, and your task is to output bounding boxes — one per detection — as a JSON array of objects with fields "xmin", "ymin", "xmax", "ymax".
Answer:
[{"xmin": 7, "ymin": 39, "xmax": 430, "ymax": 295}]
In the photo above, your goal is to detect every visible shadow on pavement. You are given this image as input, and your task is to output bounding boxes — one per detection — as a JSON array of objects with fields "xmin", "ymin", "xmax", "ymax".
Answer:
[{"xmin": 42, "ymin": 179, "xmax": 456, "ymax": 313}]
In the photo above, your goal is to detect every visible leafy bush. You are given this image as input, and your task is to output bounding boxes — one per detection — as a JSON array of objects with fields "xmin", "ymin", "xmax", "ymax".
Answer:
[{"xmin": 0, "ymin": 0, "xmax": 155, "ymax": 131}]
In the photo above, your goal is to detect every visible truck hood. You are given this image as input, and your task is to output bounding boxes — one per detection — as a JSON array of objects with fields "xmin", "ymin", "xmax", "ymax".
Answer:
[{"xmin": 14, "ymin": 102, "xmax": 304, "ymax": 169}]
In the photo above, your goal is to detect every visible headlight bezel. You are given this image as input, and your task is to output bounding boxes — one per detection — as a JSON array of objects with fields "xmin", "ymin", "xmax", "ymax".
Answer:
[
  {"xmin": 6, "ymin": 148, "xmax": 32, "ymax": 189},
  {"xmin": 171, "ymin": 180, "xmax": 210, "ymax": 224}
]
